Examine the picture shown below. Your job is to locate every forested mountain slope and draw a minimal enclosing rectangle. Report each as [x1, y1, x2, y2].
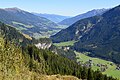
[0, 22, 116, 80]
[0, 8, 58, 38]
[74, 5, 120, 64]
[0, 36, 116, 80]
[0, 22, 33, 46]
[51, 16, 102, 43]
[51, 5, 120, 64]
[59, 9, 107, 26]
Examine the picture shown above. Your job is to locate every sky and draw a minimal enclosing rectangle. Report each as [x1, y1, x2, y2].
[0, 0, 120, 16]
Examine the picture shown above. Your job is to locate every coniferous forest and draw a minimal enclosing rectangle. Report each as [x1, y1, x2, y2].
[0, 22, 117, 80]
[0, 1, 120, 80]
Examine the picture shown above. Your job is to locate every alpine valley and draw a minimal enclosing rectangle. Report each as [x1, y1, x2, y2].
[0, 2, 120, 80]
[51, 5, 120, 79]
[0, 7, 68, 39]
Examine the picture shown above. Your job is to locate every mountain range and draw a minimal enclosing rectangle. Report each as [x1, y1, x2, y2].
[51, 16, 102, 42]
[51, 5, 120, 64]
[0, 7, 108, 39]
[59, 8, 108, 26]
[74, 5, 120, 64]
[33, 13, 70, 23]
[0, 7, 59, 38]
[0, 4, 120, 80]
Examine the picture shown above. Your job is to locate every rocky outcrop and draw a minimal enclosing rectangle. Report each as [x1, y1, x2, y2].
[35, 43, 52, 49]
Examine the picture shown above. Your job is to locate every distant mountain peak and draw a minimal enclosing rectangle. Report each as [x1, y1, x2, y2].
[59, 8, 108, 26]
[4, 7, 23, 12]
[0, 7, 58, 38]
[33, 13, 71, 23]
[52, 5, 120, 64]
[5, 7, 21, 10]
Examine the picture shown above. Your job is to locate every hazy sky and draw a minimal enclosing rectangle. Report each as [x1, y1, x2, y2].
[0, 0, 120, 16]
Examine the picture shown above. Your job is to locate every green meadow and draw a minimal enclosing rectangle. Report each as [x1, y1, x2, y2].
[53, 40, 77, 47]
[54, 41, 120, 79]
[75, 51, 120, 79]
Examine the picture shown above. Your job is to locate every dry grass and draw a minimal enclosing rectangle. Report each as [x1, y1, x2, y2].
[39, 75, 80, 80]
[22, 33, 32, 40]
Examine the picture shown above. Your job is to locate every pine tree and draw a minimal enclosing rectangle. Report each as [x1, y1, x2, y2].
[87, 68, 94, 80]
[96, 73, 104, 80]
[81, 67, 88, 79]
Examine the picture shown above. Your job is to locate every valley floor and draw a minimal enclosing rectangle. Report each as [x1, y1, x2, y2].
[53, 41, 120, 80]
[75, 51, 120, 80]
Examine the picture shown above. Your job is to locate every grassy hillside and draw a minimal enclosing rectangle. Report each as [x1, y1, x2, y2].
[53, 41, 120, 79]
[53, 40, 77, 47]
[0, 22, 117, 80]
[0, 36, 41, 80]
[0, 37, 79, 80]
[0, 35, 116, 80]
[75, 51, 120, 79]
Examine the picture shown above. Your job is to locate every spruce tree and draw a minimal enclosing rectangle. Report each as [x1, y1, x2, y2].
[87, 68, 94, 80]
[81, 67, 88, 79]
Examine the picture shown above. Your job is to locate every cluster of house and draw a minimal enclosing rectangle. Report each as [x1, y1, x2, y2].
[58, 46, 70, 51]
[77, 58, 120, 72]
[116, 65, 120, 70]
[77, 59, 109, 72]
[77, 59, 93, 68]
[96, 64, 108, 72]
